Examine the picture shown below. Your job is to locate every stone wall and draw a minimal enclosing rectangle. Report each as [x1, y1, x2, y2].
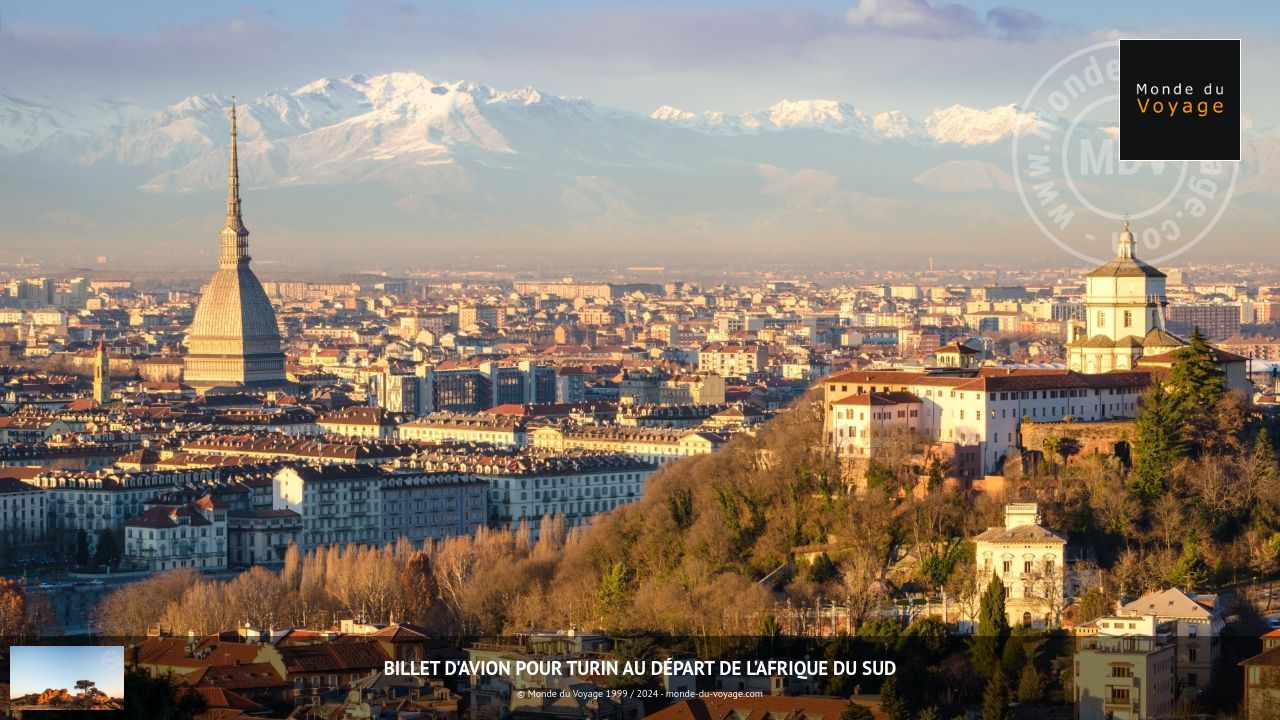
[1019, 419, 1135, 467]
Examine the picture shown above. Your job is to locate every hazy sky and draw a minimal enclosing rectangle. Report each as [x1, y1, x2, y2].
[9, 645, 125, 698]
[2, 0, 1278, 269]
[3, 0, 1278, 121]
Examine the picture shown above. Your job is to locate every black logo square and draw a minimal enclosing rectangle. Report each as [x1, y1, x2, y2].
[1120, 39, 1240, 161]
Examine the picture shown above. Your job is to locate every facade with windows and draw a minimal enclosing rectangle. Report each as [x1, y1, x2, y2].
[124, 495, 228, 571]
[972, 503, 1067, 629]
[1074, 613, 1177, 720]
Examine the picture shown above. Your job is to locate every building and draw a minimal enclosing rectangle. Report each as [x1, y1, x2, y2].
[183, 102, 287, 391]
[397, 413, 528, 446]
[316, 406, 399, 440]
[272, 464, 384, 551]
[1120, 588, 1224, 693]
[92, 339, 110, 405]
[227, 508, 302, 566]
[528, 425, 726, 465]
[698, 342, 767, 378]
[0, 476, 46, 549]
[973, 503, 1067, 629]
[823, 367, 1150, 477]
[1167, 303, 1242, 341]
[124, 495, 229, 572]
[1239, 629, 1280, 720]
[1066, 221, 1185, 374]
[478, 453, 654, 536]
[380, 471, 487, 544]
[1074, 613, 1177, 720]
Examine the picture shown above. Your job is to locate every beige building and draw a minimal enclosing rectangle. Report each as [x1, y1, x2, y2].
[1066, 222, 1183, 374]
[272, 464, 384, 551]
[1074, 613, 1177, 720]
[973, 503, 1066, 629]
[1120, 588, 1224, 693]
[398, 412, 528, 446]
[529, 425, 725, 465]
[1240, 629, 1280, 720]
[698, 342, 767, 378]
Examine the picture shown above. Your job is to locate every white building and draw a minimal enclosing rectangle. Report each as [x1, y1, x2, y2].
[1074, 614, 1176, 720]
[272, 464, 384, 551]
[124, 495, 228, 571]
[973, 503, 1067, 629]
[480, 454, 655, 537]
[824, 368, 1148, 478]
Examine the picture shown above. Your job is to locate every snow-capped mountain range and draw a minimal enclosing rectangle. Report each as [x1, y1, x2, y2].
[0, 71, 1045, 190]
[1, 71, 1274, 264]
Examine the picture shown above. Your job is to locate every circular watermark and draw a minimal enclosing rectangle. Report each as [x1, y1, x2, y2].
[1012, 40, 1238, 265]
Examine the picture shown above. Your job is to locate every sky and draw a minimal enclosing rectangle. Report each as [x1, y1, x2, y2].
[3, 0, 1278, 120]
[2, 0, 1279, 269]
[8, 645, 125, 698]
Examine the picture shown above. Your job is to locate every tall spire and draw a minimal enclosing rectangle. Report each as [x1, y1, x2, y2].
[219, 97, 250, 268]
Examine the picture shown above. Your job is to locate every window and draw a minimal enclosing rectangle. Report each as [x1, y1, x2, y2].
[1123, 310, 1133, 327]
[1024, 560, 1033, 574]
[1097, 310, 1105, 326]
[1002, 560, 1011, 573]
[1109, 687, 1130, 703]
[1111, 665, 1132, 678]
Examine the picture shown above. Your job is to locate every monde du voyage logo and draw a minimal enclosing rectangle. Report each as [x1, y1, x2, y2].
[1120, 39, 1241, 162]
[1012, 39, 1241, 265]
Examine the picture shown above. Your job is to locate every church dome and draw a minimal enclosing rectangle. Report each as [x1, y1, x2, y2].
[1086, 221, 1166, 278]
[187, 264, 282, 352]
[183, 100, 287, 391]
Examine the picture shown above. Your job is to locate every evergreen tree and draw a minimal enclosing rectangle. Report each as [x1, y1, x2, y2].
[878, 675, 911, 720]
[1131, 381, 1185, 503]
[1169, 327, 1227, 410]
[74, 528, 90, 567]
[94, 530, 120, 568]
[974, 573, 1010, 670]
[1016, 664, 1043, 703]
[808, 552, 837, 584]
[1166, 532, 1209, 591]
[982, 670, 1011, 720]
[1168, 327, 1228, 454]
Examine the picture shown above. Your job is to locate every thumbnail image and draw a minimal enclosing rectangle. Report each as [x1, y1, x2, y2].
[7, 647, 123, 713]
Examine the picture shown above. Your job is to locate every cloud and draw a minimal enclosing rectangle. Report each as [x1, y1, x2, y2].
[845, 0, 983, 40]
[985, 6, 1045, 41]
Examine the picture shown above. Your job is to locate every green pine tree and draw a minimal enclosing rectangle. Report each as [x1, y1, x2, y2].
[982, 669, 1011, 720]
[974, 573, 1010, 670]
[1168, 327, 1227, 455]
[1131, 381, 1185, 503]
[1166, 532, 1209, 591]
[74, 528, 91, 567]
[94, 530, 120, 567]
[1017, 664, 1043, 703]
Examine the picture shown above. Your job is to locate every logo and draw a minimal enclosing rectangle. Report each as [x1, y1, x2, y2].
[1012, 41, 1238, 265]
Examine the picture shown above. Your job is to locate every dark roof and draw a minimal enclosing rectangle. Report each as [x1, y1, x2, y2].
[1086, 258, 1166, 278]
[279, 642, 388, 673]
